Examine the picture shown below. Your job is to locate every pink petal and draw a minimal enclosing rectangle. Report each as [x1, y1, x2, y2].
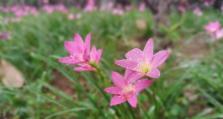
[74, 64, 95, 72]
[135, 79, 153, 93]
[110, 96, 126, 106]
[73, 33, 84, 46]
[58, 56, 78, 64]
[104, 86, 121, 94]
[127, 95, 137, 108]
[115, 59, 137, 69]
[151, 50, 169, 68]
[124, 70, 143, 83]
[125, 48, 144, 61]
[146, 68, 160, 79]
[64, 41, 75, 54]
[143, 38, 153, 60]
[111, 71, 125, 87]
[85, 33, 91, 54]
[95, 49, 103, 62]
[90, 46, 97, 60]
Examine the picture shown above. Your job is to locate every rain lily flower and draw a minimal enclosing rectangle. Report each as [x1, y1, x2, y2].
[204, 21, 223, 40]
[59, 33, 102, 72]
[105, 70, 152, 108]
[215, 28, 223, 40]
[0, 32, 10, 40]
[139, 2, 146, 12]
[204, 0, 214, 6]
[115, 39, 169, 79]
[112, 8, 124, 16]
[204, 21, 221, 34]
[42, 4, 68, 14]
[100, 2, 114, 11]
[42, 5, 54, 14]
[67, 14, 75, 20]
[193, 7, 203, 16]
[85, 0, 95, 12]
[178, 1, 187, 13]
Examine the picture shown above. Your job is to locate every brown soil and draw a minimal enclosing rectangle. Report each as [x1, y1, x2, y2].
[51, 71, 75, 96]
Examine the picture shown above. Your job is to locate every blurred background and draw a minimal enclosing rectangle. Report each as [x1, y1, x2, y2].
[0, 0, 223, 119]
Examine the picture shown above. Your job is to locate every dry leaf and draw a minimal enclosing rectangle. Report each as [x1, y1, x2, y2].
[136, 19, 147, 30]
[0, 59, 25, 88]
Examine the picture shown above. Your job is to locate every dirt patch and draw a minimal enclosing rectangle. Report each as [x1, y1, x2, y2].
[51, 71, 75, 96]
[177, 33, 210, 59]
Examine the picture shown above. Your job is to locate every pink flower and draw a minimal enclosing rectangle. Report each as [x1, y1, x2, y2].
[85, 0, 95, 12]
[67, 14, 75, 20]
[193, 7, 203, 16]
[215, 28, 223, 40]
[0, 32, 10, 40]
[204, 0, 214, 6]
[139, 2, 146, 12]
[42, 5, 54, 14]
[59, 33, 102, 72]
[115, 39, 169, 79]
[112, 8, 124, 16]
[105, 70, 152, 108]
[204, 21, 221, 34]
[42, 4, 68, 14]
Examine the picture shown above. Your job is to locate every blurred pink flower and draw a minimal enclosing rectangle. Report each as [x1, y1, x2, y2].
[42, 4, 68, 14]
[67, 14, 75, 20]
[85, 0, 95, 12]
[55, 4, 68, 14]
[215, 29, 223, 40]
[204, 21, 221, 34]
[112, 8, 124, 16]
[204, 0, 214, 6]
[10, 5, 38, 17]
[100, 2, 114, 11]
[59, 33, 102, 72]
[139, 2, 146, 12]
[116, 39, 169, 79]
[42, 5, 54, 14]
[178, 1, 187, 13]
[105, 70, 152, 108]
[0, 32, 10, 40]
[204, 21, 223, 40]
[193, 7, 203, 16]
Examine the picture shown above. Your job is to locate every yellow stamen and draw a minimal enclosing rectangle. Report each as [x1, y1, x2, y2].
[139, 62, 151, 74]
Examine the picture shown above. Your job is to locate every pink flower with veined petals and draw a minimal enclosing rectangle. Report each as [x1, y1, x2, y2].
[115, 39, 169, 79]
[204, 21, 221, 34]
[105, 70, 152, 108]
[59, 33, 102, 72]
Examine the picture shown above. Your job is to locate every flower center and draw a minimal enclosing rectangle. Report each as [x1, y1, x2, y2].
[122, 84, 135, 94]
[139, 62, 151, 74]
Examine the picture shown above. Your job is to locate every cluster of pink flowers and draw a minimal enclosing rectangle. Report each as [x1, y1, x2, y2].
[84, 0, 96, 12]
[42, 4, 68, 14]
[105, 39, 169, 107]
[59, 34, 169, 108]
[204, 21, 223, 40]
[59, 33, 102, 71]
[0, 5, 38, 18]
